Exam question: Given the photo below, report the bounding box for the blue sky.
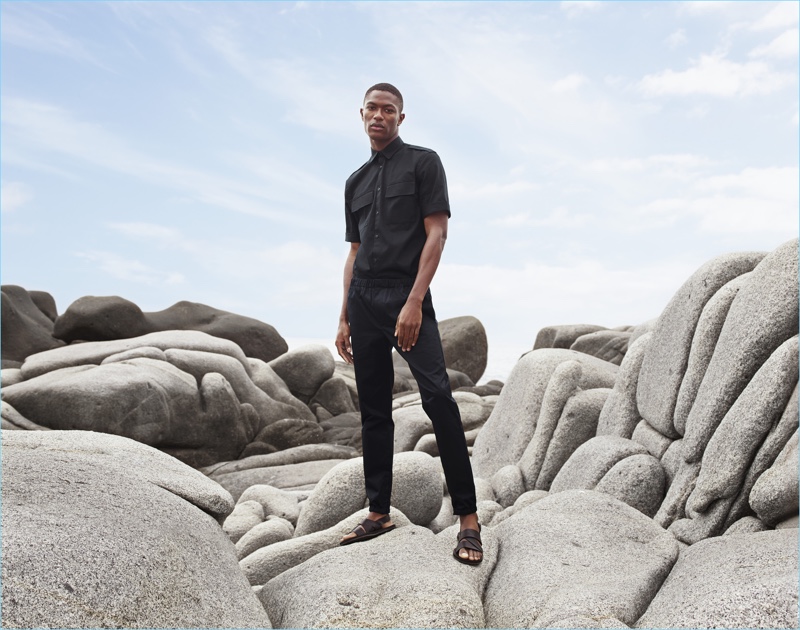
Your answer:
[2,1,798,379]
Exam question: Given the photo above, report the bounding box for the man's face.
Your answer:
[360,90,404,146]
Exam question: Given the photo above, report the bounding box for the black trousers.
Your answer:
[347,276,477,516]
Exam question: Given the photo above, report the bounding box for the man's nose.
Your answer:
[373,110,384,120]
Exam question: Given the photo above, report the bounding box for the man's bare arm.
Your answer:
[395,212,448,352]
[336,242,360,364]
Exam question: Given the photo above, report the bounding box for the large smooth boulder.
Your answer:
[749,431,799,526]
[635,529,798,628]
[2,357,262,468]
[596,332,651,439]
[294,452,443,536]
[550,436,648,493]
[484,490,678,628]
[533,324,607,350]
[54,297,288,362]
[212,459,347,501]
[1,285,65,365]
[637,251,765,439]
[570,330,632,365]
[259,523,497,628]
[1,430,270,628]
[269,344,335,403]
[472,349,617,479]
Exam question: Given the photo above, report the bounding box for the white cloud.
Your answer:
[1,182,33,212]
[75,251,185,286]
[666,28,688,49]
[491,207,592,229]
[639,54,795,97]
[552,73,589,92]
[752,2,800,31]
[679,1,736,14]
[749,28,800,59]
[560,2,604,18]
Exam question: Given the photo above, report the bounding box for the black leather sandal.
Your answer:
[453,527,483,565]
[340,515,396,546]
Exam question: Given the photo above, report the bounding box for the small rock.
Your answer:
[223,500,265,544]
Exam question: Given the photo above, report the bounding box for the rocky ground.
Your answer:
[1,238,798,628]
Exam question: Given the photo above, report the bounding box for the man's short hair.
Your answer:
[364,83,404,112]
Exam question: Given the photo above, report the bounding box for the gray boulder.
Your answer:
[635,529,798,628]
[491,464,525,508]
[637,251,765,439]
[682,239,798,463]
[550,436,648,493]
[238,484,301,525]
[294,452,443,536]
[268,344,335,403]
[596,332,651,439]
[534,324,607,350]
[594,453,666,517]
[570,330,632,365]
[1,430,270,628]
[213,459,348,500]
[750,431,799,526]
[254,418,324,451]
[3,357,262,468]
[1,285,65,365]
[472,349,617,479]
[724,516,769,536]
[631,419,673,459]
[310,377,357,416]
[248,358,315,421]
[241,508,413,586]
[204,443,358,477]
[484,490,678,628]
[54,296,287,362]
[223,500,265,543]
[235,517,295,560]
[260,523,496,628]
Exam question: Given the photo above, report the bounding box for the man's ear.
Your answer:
[398,112,405,125]
[360,108,365,120]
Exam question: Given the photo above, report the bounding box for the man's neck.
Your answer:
[370,134,399,153]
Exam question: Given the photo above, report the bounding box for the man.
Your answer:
[335,83,483,565]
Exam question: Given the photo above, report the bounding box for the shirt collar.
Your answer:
[369,136,404,162]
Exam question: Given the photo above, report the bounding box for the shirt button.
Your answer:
[377,187,381,192]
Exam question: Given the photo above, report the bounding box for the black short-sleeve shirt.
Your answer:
[344,136,450,279]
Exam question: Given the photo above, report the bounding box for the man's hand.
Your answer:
[336,320,354,364]
[395,298,423,352]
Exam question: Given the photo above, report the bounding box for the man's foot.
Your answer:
[340,512,395,546]
[454,512,483,564]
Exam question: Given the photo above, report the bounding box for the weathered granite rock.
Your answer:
[241,508,414,586]
[673,273,749,435]
[723,385,798,530]
[268,344,334,403]
[236,517,295,560]
[294,452,443,536]
[1,430,270,628]
[248,358,315,421]
[213,459,348,501]
[535,388,610,490]
[491,464,525,508]
[3,357,262,467]
[1,285,66,364]
[682,240,798,463]
[260,523,497,628]
[687,335,798,517]
[631,419,673,459]
[750,431,799,526]
[255,418,324,451]
[635,529,798,628]
[29,290,58,321]
[654,453,700,529]
[203,443,358,477]
[637,251,765,439]
[223,500,265,543]
[1,400,50,431]
[484,490,678,628]
[393,404,435,453]
[1,368,24,388]
[517,360,583,488]
[54,297,287,362]
[596,332,651,439]
[19,330,250,380]
[310,377,356,416]
[550,436,648,493]
[723,516,769,536]
[491,489,550,526]
[238,484,301,525]
[594,453,666,517]
[570,330,632,365]
[534,324,607,350]
[472,349,617,480]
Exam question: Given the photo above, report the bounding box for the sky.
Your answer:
[2,1,798,381]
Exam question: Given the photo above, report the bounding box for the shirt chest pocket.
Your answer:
[385,180,417,225]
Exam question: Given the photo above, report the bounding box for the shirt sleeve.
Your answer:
[344,195,361,243]
[417,151,451,218]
